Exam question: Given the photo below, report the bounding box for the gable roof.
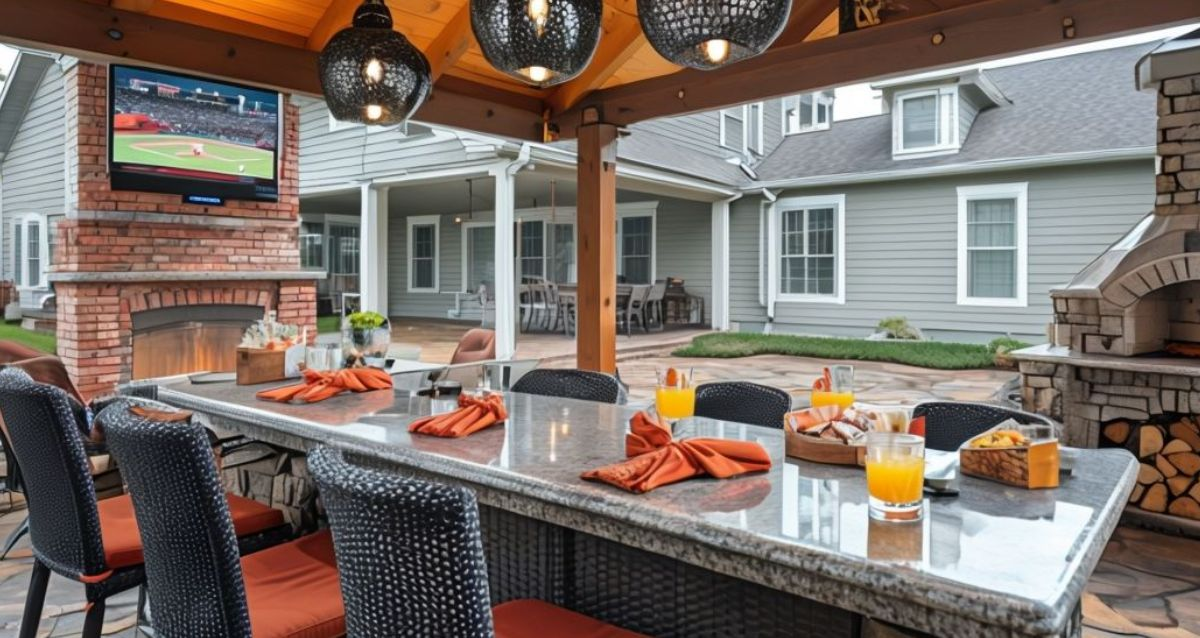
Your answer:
[754,42,1157,183]
[0,51,55,161]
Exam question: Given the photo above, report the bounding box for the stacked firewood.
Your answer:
[1102,416,1200,520]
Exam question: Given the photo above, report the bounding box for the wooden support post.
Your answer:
[575,113,618,373]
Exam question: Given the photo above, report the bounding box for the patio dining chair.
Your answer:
[0,369,290,638]
[912,401,1059,451]
[644,281,668,332]
[511,368,628,404]
[694,382,793,429]
[617,284,651,336]
[451,328,497,364]
[308,446,646,638]
[102,407,345,638]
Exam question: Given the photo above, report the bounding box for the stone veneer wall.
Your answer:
[56,61,317,396]
[1158,72,1200,215]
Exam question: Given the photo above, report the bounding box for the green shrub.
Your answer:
[674,333,998,370]
[988,336,1030,355]
[876,316,922,340]
[346,311,387,330]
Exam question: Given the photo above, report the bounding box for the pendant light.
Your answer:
[636,0,791,70]
[471,0,603,87]
[319,0,432,125]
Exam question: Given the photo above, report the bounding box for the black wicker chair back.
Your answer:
[0,368,106,579]
[694,382,792,429]
[510,368,627,404]
[101,406,253,638]
[308,446,495,636]
[912,401,1058,451]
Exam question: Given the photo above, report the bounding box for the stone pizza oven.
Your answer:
[51,62,318,397]
[1015,31,1200,531]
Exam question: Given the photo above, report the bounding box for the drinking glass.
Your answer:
[812,364,855,410]
[654,368,696,425]
[865,432,925,522]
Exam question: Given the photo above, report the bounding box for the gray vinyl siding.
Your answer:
[653,197,712,323]
[729,160,1154,342]
[0,62,65,301]
[387,210,461,319]
[298,99,485,191]
[631,113,723,158]
[729,196,768,325]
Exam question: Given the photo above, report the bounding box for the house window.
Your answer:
[774,195,845,303]
[957,183,1027,307]
[618,215,653,284]
[783,91,833,134]
[746,102,764,154]
[407,215,440,292]
[299,221,325,269]
[518,220,545,279]
[894,87,958,156]
[719,107,745,151]
[12,215,50,289]
[549,223,575,283]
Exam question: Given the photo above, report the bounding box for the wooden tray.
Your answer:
[236,347,287,385]
[784,430,866,466]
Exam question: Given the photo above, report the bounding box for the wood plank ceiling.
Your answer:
[5,0,1199,141]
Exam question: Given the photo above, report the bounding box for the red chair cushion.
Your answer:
[243,529,345,638]
[99,493,286,570]
[493,599,647,638]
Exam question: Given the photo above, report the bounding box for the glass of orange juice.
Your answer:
[812,364,855,411]
[865,432,925,522]
[655,367,696,425]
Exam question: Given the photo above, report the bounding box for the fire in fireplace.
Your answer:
[131,305,264,379]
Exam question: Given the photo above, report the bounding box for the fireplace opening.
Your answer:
[131,304,264,379]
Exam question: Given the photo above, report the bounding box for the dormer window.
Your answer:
[894,86,959,157]
[783,91,833,135]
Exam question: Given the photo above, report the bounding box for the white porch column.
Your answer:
[359,183,390,315]
[489,166,517,360]
[710,198,733,331]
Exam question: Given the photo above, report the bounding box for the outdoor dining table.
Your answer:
[143,373,1136,638]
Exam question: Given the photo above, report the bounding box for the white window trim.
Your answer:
[718,106,746,152]
[956,182,1028,308]
[772,194,846,305]
[13,213,49,290]
[406,214,440,293]
[616,207,657,284]
[781,92,833,136]
[747,102,764,154]
[893,86,960,158]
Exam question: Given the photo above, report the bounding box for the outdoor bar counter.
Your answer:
[145,377,1137,638]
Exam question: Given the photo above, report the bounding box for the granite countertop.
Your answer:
[154,378,1137,637]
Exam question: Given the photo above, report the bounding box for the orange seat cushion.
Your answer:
[98,493,286,570]
[493,599,647,638]
[243,529,345,638]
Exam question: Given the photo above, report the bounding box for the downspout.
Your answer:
[758,188,779,334]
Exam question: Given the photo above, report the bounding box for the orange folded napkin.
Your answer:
[256,367,393,404]
[408,393,507,438]
[581,411,772,494]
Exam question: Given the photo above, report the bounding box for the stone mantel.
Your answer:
[48,271,326,283]
[1014,344,1200,378]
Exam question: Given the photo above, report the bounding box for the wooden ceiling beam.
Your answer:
[424,2,473,82]
[307,0,361,50]
[0,0,547,140]
[555,0,1200,136]
[546,5,647,114]
[145,2,309,48]
[109,0,156,12]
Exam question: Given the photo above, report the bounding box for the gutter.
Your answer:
[523,141,739,198]
[750,146,1155,191]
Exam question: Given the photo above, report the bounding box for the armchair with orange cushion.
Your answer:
[450,328,496,364]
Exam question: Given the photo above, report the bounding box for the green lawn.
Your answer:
[673,333,1018,370]
[112,133,274,179]
[318,315,341,334]
[0,322,56,354]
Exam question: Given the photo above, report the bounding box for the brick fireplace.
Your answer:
[51,62,317,397]
[1015,33,1200,531]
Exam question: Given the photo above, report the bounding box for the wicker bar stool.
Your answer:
[0,369,289,638]
[102,406,345,638]
[309,446,646,638]
[694,381,792,429]
[912,401,1059,451]
[511,368,628,404]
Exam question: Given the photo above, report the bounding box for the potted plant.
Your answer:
[342,311,390,368]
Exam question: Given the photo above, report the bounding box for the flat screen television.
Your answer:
[108,65,282,202]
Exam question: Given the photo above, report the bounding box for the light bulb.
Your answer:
[700,39,731,65]
[527,0,550,34]
[364,58,384,83]
[526,66,550,83]
[366,104,383,121]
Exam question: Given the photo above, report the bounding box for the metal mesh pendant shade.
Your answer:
[637,0,791,70]
[471,0,603,88]
[319,0,432,125]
